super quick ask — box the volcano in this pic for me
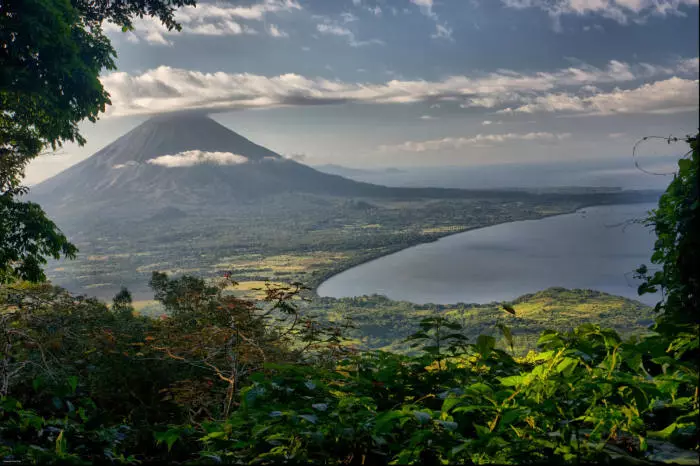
[32,113,549,223]
[31,112,657,226]
[31,113,396,216]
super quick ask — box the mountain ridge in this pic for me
[30,113,660,223]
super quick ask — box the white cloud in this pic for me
[420,115,437,119]
[315,21,383,46]
[501,0,698,25]
[340,12,359,23]
[317,23,354,37]
[432,24,454,41]
[106,0,301,43]
[504,77,699,115]
[411,0,436,18]
[411,0,455,40]
[482,120,493,125]
[379,132,572,152]
[267,24,288,37]
[100,57,698,117]
[112,161,140,169]
[147,151,249,167]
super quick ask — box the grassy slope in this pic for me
[311,287,655,355]
[134,286,655,356]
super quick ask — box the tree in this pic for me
[112,286,135,317]
[0,190,77,283]
[0,0,196,282]
[637,133,699,364]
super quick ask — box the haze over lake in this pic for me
[318,203,660,306]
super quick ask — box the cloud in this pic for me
[316,20,384,46]
[100,57,698,117]
[283,153,307,161]
[146,150,249,167]
[379,132,572,152]
[502,77,699,115]
[501,0,698,25]
[482,120,493,125]
[112,161,140,169]
[267,24,288,37]
[316,23,353,37]
[410,0,455,40]
[340,12,359,23]
[431,24,454,41]
[411,0,436,18]
[106,0,300,43]
[420,115,438,119]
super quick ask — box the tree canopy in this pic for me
[0,0,195,282]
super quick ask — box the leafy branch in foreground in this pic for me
[636,133,699,366]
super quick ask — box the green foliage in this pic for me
[0,192,77,283]
[112,287,135,318]
[0,0,196,283]
[314,288,655,355]
[194,319,697,465]
[0,277,697,464]
[636,134,699,365]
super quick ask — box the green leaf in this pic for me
[442,396,463,413]
[501,409,526,426]
[67,376,78,394]
[476,335,496,354]
[154,429,181,452]
[554,358,578,375]
[299,414,318,424]
[499,375,525,387]
[496,323,514,352]
[55,430,67,455]
[374,411,403,434]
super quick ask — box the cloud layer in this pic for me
[146,151,249,167]
[501,77,699,115]
[502,0,699,25]
[106,0,301,44]
[101,57,698,117]
[379,132,572,152]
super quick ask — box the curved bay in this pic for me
[317,203,659,305]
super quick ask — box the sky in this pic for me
[26,0,699,186]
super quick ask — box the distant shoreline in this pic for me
[49,195,659,303]
[313,199,657,298]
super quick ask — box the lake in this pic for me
[317,203,660,306]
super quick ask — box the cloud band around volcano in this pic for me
[146,150,249,167]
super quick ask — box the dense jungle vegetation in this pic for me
[0,134,697,464]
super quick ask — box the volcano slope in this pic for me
[31,113,658,299]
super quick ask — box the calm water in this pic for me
[318,203,660,305]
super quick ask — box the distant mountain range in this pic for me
[31,113,660,226]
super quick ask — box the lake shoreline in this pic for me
[315,200,657,303]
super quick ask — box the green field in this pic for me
[309,287,654,355]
